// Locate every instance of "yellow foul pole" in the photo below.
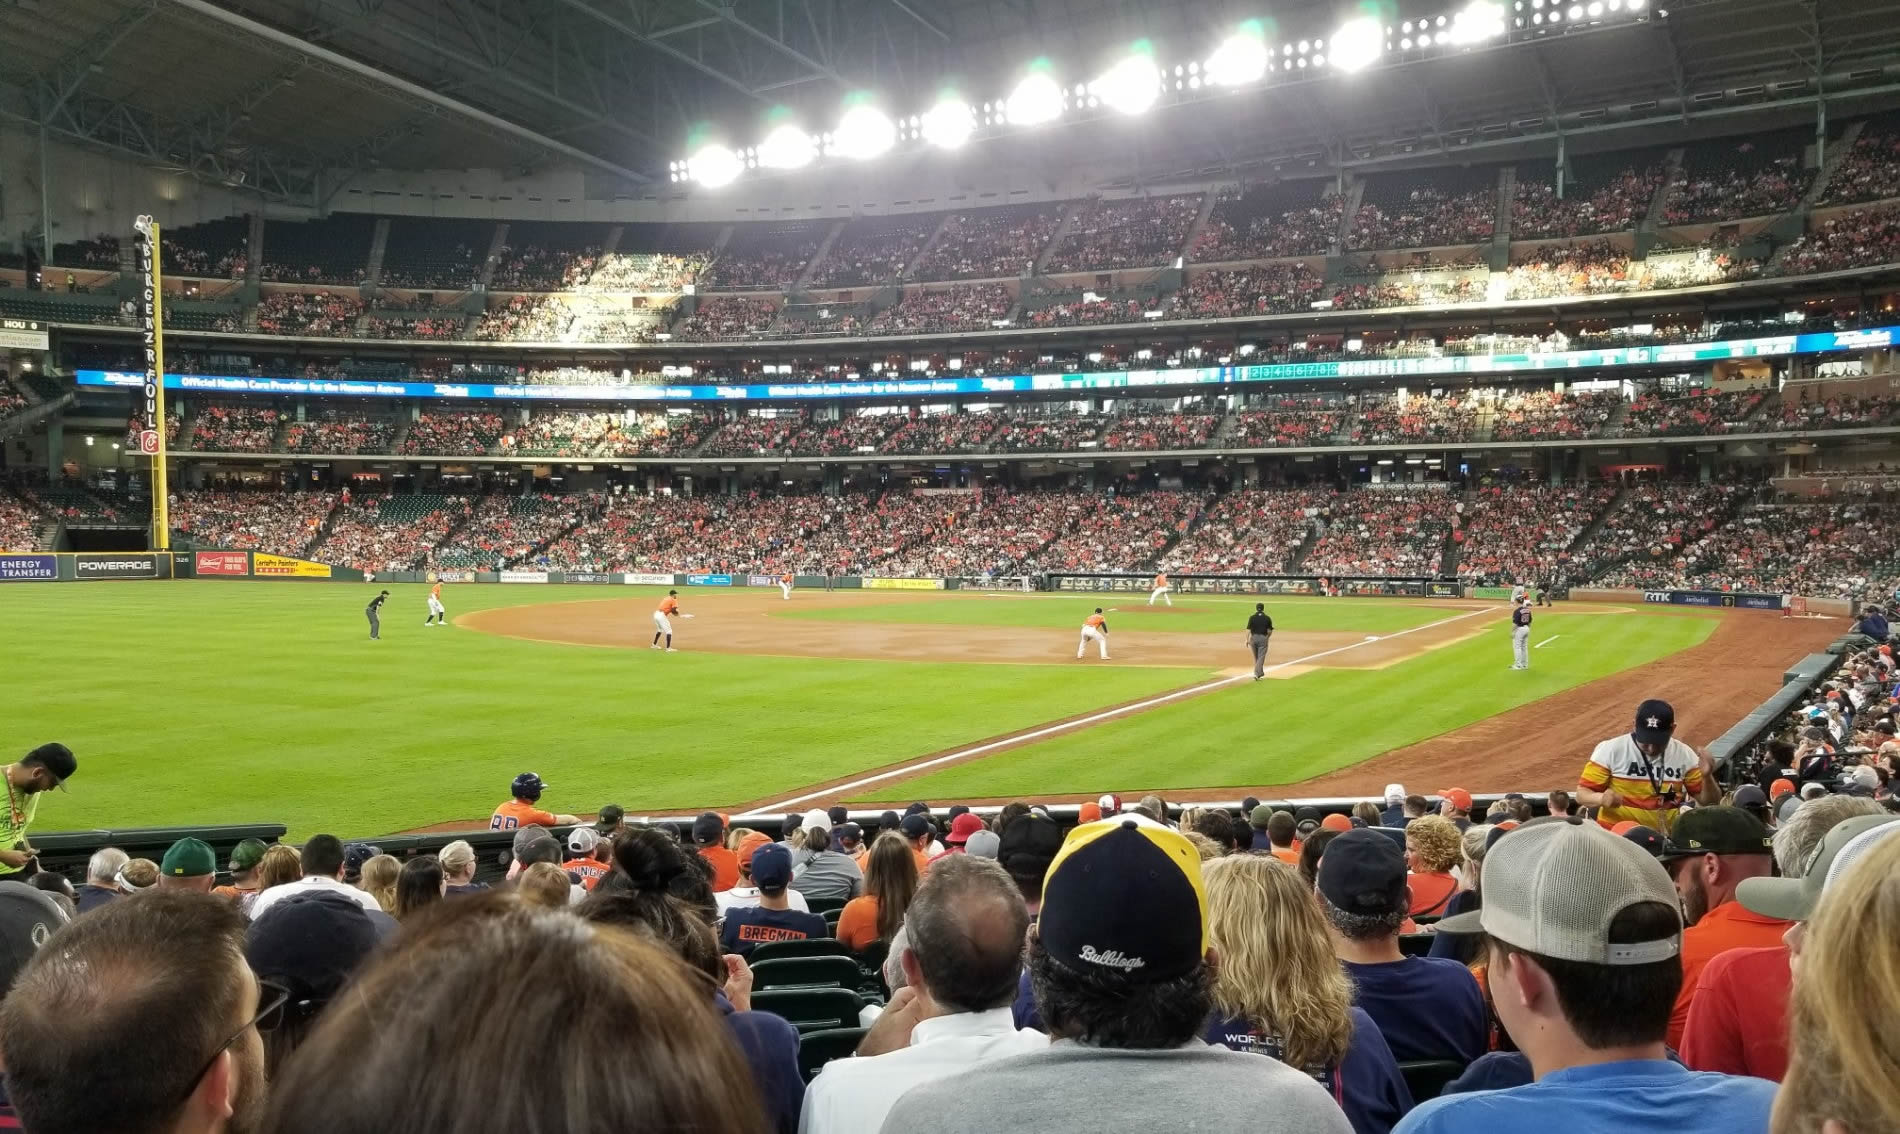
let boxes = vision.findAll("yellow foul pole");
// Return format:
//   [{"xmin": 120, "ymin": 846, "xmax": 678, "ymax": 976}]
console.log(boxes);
[{"xmin": 135, "ymin": 215, "xmax": 169, "ymax": 551}]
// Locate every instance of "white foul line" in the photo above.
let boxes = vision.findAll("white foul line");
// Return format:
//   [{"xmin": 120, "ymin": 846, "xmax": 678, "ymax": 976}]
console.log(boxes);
[
  {"xmin": 1534, "ymin": 635, "xmax": 1561, "ymax": 649},
  {"xmin": 734, "ymin": 604, "xmax": 1501, "ymax": 818}
]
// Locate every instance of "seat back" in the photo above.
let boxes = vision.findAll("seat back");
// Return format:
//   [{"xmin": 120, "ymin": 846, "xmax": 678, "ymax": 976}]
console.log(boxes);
[
  {"xmin": 797, "ymin": 1026, "xmax": 869, "ymax": 1082},
  {"xmin": 751, "ymin": 955, "xmax": 864, "ymax": 992},
  {"xmin": 804, "ymin": 895, "xmax": 852, "ymax": 915},
  {"xmin": 751, "ymin": 988, "xmax": 865, "ymax": 1033},
  {"xmin": 749, "ymin": 937, "xmax": 852, "ymax": 963},
  {"xmin": 1399, "ymin": 1059, "xmax": 1468, "ymax": 1102}
]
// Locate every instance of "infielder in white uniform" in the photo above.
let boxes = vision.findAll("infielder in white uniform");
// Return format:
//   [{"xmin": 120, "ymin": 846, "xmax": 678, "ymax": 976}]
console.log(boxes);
[
  {"xmin": 1510, "ymin": 598, "xmax": 1533, "ymax": 670},
  {"xmin": 779, "ymin": 573, "xmax": 794, "ymax": 600},
  {"xmin": 1148, "ymin": 573, "xmax": 1172, "ymax": 606},
  {"xmin": 1077, "ymin": 608, "xmax": 1110, "ymax": 660}
]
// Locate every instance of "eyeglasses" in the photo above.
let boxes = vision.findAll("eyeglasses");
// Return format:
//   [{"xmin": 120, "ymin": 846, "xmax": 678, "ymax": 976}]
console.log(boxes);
[{"xmin": 172, "ymin": 979, "xmax": 290, "ymax": 1108}]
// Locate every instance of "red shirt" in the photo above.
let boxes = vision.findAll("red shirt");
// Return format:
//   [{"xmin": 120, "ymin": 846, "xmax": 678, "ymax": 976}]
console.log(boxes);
[
  {"xmin": 1680, "ymin": 945, "xmax": 1791, "ymax": 1082},
  {"xmin": 1668, "ymin": 900, "xmax": 1794, "ymax": 1049}
]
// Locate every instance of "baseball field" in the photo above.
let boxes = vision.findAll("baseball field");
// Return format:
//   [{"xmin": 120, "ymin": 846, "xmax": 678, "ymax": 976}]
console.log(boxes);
[{"xmin": 7, "ymin": 581, "xmax": 1837, "ymax": 836}]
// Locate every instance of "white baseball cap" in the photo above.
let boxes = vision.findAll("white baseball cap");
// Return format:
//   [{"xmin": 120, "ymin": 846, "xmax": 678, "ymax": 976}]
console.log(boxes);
[{"xmin": 566, "ymin": 827, "xmax": 600, "ymax": 855}]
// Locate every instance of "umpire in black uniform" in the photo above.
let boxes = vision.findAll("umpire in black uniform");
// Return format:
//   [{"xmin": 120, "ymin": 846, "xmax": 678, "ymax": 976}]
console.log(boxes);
[
  {"xmin": 367, "ymin": 589, "xmax": 389, "ymax": 640},
  {"xmin": 1246, "ymin": 603, "xmax": 1274, "ymax": 680}
]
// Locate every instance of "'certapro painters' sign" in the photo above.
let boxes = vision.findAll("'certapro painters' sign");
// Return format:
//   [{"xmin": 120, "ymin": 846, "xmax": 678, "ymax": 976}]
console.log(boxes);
[{"xmin": 253, "ymin": 553, "xmax": 332, "ymax": 578}]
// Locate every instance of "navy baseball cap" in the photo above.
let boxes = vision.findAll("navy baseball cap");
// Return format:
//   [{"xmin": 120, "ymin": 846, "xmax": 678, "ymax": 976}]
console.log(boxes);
[
  {"xmin": 905, "ymin": 802, "xmax": 932, "ymax": 817},
  {"xmin": 900, "ymin": 813, "xmax": 932, "ymax": 839},
  {"xmin": 750, "ymin": 843, "xmax": 793, "ymax": 890},
  {"xmin": 511, "ymin": 772, "xmax": 546, "ymax": 801},
  {"xmin": 1623, "ymin": 826, "xmax": 1667, "ymax": 859},
  {"xmin": 835, "ymin": 822, "xmax": 863, "ymax": 846},
  {"xmin": 691, "ymin": 812, "xmax": 723, "ymax": 845},
  {"xmin": 1317, "ymin": 829, "xmax": 1408, "ymax": 917},
  {"xmin": 827, "ymin": 805, "xmax": 849, "ymax": 826},
  {"xmin": 1632, "ymin": 700, "xmax": 1676, "ymax": 746}
]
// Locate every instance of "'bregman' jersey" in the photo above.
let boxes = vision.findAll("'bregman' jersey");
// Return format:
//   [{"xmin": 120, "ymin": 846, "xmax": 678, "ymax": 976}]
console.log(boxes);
[{"xmin": 1580, "ymin": 734, "xmax": 1705, "ymax": 833}]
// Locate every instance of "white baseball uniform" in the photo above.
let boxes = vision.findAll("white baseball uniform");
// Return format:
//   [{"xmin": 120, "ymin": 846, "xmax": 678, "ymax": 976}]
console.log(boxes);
[
  {"xmin": 1077, "ymin": 620, "xmax": 1109, "ymax": 660},
  {"xmin": 652, "ymin": 612, "xmax": 674, "ymax": 636}
]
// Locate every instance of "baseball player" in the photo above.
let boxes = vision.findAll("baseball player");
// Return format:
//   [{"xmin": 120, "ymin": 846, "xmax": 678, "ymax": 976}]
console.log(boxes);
[
  {"xmin": 1077, "ymin": 608, "xmax": 1110, "ymax": 660},
  {"xmin": 1245, "ymin": 602, "xmax": 1274, "ymax": 681},
  {"xmin": 779, "ymin": 572, "xmax": 794, "ymax": 601},
  {"xmin": 1511, "ymin": 583, "xmax": 1528, "ymax": 606},
  {"xmin": 1148, "ymin": 571, "xmax": 1172, "ymax": 606},
  {"xmin": 425, "ymin": 580, "xmax": 446, "ymax": 626},
  {"xmin": 652, "ymin": 589, "xmax": 693, "ymax": 652},
  {"xmin": 365, "ymin": 589, "xmax": 389, "ymax": 640},
  {"xmin": 1510, "ymin": 597, "xmax": 1533, "ymax": 670}
]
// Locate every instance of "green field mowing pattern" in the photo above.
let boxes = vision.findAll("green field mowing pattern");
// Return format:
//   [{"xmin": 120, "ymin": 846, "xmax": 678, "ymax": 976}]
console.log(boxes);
[
  {"xmin": 783, "ymin": 594, "xmax": 1467, "ymax": 633},
  {"xmin": 865, "ymin": 611, "xmax": 1717, "ymax": 802},
  {"xmin": 7, "ymin": 583, "xmax": 1212, "ymax": 836}
]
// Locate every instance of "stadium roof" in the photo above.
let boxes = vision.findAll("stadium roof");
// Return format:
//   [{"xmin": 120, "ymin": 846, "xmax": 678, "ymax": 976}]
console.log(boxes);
[{"xmin": 3, "ymin": 0, "xmax": 1900, "ymax": 205}]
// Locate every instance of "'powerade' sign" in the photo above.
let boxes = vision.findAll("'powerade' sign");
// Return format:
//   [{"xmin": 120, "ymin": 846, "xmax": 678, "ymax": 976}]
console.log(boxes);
[
  {"xmin": 0, "ymin": 554, "xmax": 56, "ymax": 581},
  {"xmin": 70, "ymin": 321, "xmax": 1900, "ymax": 404},
  {"xmin": 75, "ymin": 554, "xmax": 158, "ymax": 580}
]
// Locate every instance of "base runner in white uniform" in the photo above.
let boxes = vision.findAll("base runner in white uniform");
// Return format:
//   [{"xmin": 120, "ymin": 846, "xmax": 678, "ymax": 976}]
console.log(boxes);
[{"xmin": 1077, "ymin": 608, "xmax": 1110, "ymax": 660}]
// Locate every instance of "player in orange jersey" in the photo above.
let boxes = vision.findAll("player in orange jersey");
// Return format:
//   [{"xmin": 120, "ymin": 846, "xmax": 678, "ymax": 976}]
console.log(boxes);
[
  {"xmin": 652, "ymin": 589, "xmax": 693, "ymax": 651},
  {"xmin": 490, "ymin": 772, "xmax": 580, "ymax": 831},
  {"xmin": 1148, "ymin": 571, "xmax": 1172, "ymax": 606},
  {"xmin": 779, "ymin": 572, "xmax": 794, "ymax": 601},
  {"xmin": 1077, "ymin": 608, "xmax": 1110, "ymax": 660},
  {"xmin": 425, "ymin": 579, "xmax": 447, "ymax": 626}
]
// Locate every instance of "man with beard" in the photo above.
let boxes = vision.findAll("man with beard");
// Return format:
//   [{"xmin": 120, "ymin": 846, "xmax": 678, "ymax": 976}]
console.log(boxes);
[
  {"xmin": 0, "ymin": 742, "xmax": 77, "ymax": 878},
  {"xmin": 0, "ymin": 891, "xmax": 272, "ymax": 1134},
  {"xmin": 1658, "ymin": 806, "xmax": 1784, "ymax": 1051}
]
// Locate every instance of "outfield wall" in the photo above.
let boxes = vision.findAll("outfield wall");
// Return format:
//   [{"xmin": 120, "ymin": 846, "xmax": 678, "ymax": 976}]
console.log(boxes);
[
  {"xmin": 1048, "ymin": 571, "xmax": 1466, "ymax": 598},
  {"xmin": 1570, "ymin": 586, "xmax": 1854, "ymax": 617}
]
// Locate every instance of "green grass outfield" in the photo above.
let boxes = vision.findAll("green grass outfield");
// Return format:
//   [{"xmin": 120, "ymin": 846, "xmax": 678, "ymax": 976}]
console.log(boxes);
[{"xmin": 4, "ymin": 583, "xmax": 1712, "ymax": 836}]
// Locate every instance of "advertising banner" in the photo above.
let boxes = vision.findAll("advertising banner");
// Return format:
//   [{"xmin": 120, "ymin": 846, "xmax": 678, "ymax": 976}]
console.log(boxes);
[
  {"xmin": 1644, "ymin": 590, "xmax": 1782, "ymax": 609},
  {"xmin": 194, "ymin": 552, "xmax": 249, "ymax": 577},
  {"xmin": 75, "ymin": 554, "xmax": 159, "ymax": 580},
  {"xmin": 431, "ymin": 569, "xmax": 477, "ymax": 583},
  {"xmin": 624, "ymin": 572, "xmax": 676, "ymax": 585},
  {"xmin": 686, "ymin": 573, "xmax": 732, "ymax": 586},
  {"xmin": 254, "ymin": 553, "xmax": 333, "ymax": 579},
  {"xmin": 1469, "ymin": 586, "xmax": 1517, "ymax": 600},
  {"xmin": 862, "ymin": 577, "xmax": 946, "ymax": 591},
  {"xmin": 1427, "ymin": 583, "xmax": 1464, "ymax": 598},
  {"xmin": 745, "ymin": 574, "xmax": 779, "ymax": 588},
  {"xmin": 1735, "ymin": 594, "xmax": 1782, "ymax": 610},
  {"xmin": 499, "ymin": 570, "xmax": 549, "ymax": 584},
  {"xmin": 565, "ymin": 572, "xmax": 612, "ymax": 584},
  {"xmin": 0, "ymin": 554, "xmax": 57, "ymax": 582}
]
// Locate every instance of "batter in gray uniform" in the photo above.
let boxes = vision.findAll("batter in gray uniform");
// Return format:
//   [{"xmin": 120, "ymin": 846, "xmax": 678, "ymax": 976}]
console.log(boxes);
[
  {"xmin": 1246, "ymin": 603, "xmax": 1274, "ymax": 680},
  {"xmin": 1510, "ymin": 598, "xmax": 1532, "ymax": 670},
  {"xmin": 367, "ymin": 589, "xmax": 389, "ymax": 640}
]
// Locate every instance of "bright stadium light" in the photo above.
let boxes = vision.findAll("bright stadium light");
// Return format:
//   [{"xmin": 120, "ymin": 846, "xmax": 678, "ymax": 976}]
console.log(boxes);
[
  {"xmin": 687, "ymin": 142, "xmax": 743, "ymax": 187},
  {"xmin": 1206, "ymin": 22, "xmax": 1270, "ymax": 86},
  {"xmin": 1330, "ymin": 15, "xmax": 1385, "ymax": 72},
  {"xmin": 1092, "ymin": 44, "xmax": 1161, "ymax": 115},
  {"xmin": 1005, "ymin": 63, "xmax": 1064, "ymax": 125},
  {"xmin": 833, "ymin": 103, "xmax": 895, "ymax": 160},
  {"xmin": 1448, "ymin": 0, "xmax": 1507, "ymax": 43},
  {"xmin": 757, "ymin": 124, "xmax": 816, "ymax": 169},
  {"xmin": 921, "ymin": 96, "xmax": 976, "ymax": 149}
]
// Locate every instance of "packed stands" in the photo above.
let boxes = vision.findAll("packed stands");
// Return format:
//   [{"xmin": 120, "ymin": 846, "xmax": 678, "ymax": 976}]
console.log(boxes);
[
  {"xmin": 398, "ymin": 410, "xmax": 505, "ymax": 456},
  {"xmin": 1192, "ymin": 184, "xmax": 1342, "ymax": 261},
  {"xmin": 282, "ymin": 407, "xmax": 400, "ymax": 454},
  {"xmin": 1665, "ymin": 130, "xmax": 1814, "ymax": 223},
  {"xmin": 260, "ymin": 215, "xmax": 375, "ymax": 284},
  {"xmin": 489, "ymin": 221, "xmax": 605, "ymax": 291},
  {"xmin": 1775, "ymin": 204, "xmax": 1900, "ymax": 275},
  {"xmin": 1675, "ymin": 501, "xmax": 1900, "ymax": 595},
  {"xmin": 432, "ymin": 494, "xmax": 599, "ymax": 569},
  {"xmin": 1042, "ymin": 195, "xmax": 1202, "ymax": 272},
  {"xmin": 1018, "ymin": 489, "xmax": 1205, "ymax": 572},
  {"xmin": 1644, "ymin": 247, "xmax": 1762, "ymax": 288},
  {"xmin": 1621, "ymin": 389, "xmax": 1769, "ymax": 436},
  {"xmin": 706, "ymin": 223, "xmax": 823, "ymax": 290},
  {"xmin": 1228, "ymin": 396, "xmax": 1350, "ymax": 448},
  {"xmin": 1503, "ymin": 241, "xmax": 1637, "ymax": 299},
  {"xmin": 189, "ymin": 402, "xmax": 285, "ymax": 452},
  {"xmin": 1349, "ymin": 168, "xmax": 1496, "ymax": 250},
  {"xmin": 1349, "ymin": 391, "xmax": 1480, "ymax": 444},
  {"xmin": 310, "ymin": 494, "xmax": 472, "ymax": 572},
  {"xmin": 1571, "ymin": 481, "xmax": 1754, "ymax": 587},
  {"xmin": 1022, "ymin": 290, "xmax": 1153, "ymax": 327},
  {"xmin": 1098, "ymin": 410, "xmax": 1222, "ymax": 451},
  {"xmin": 1489, "ymin": 390, "xmax": 1618, "ymax": 440},
  {"xmin": 866, "ymin": 284, "xmax": 1013, "ymax": 334},
  {"xmin": 698, "ymin": 411, "xmax": 808, "ymax": 457},
  {"xmin": 878, "ymin": 410, "xmax": 1006, "ymax": 454},
  {"xmin": 1303, "ymin": 488, "xmax": 1460, "ymax": 576},
  {"xmin": 912, "ymin": 204, "xmax": 1062, "ymax": 280},
  {"xmin": 170, "ymin": 490, "xmax": 336, "ymax": 553},
  {"xmin": 1771, "ymin": 391, "xmax": 1900, "ymax": 430},
  {"xmin": 0, "ymin": 489, "xmax": 46, "ymax": 550},
  {"xmin": 501, "ymin": 409, "xmax": 714, "ymax": 458},
  {"xmin": 378, "ymin": 218, "xmax": 491, "ymax": 289},
  {"xmin": 990, "ymin": 413, "xmax": 1110, "ymax": 451},
  {"xmin": 1453, "ymin": 483, "xmax": 1620, "ymax": 585},
  {"xmin": 809, "ymin": 216, "xmax": 936, "ymax": 287},
  {"xmin": 162, "ymin": 216, "xmax": 248, "ymax": 278},
  {"xmin": 359, "ymin": 313, "xmax": 463, "ymax": 340},
  {"xmin": 473, "ymin": 295, "xmax": 571, "ymax": 341},
  {"xmin": 1168, "ymin": 263, "xmax": 1325, "ymax": 319},
  {"xmin": 673, "ymin": 296, "xmax": 778, "ymax": 341},
  {"xmin": 788, "ymin": 413, "xmax": 905, "ymax": 456},
  {"xmin": 1511, "ymin": 153, "xmax": 1664, "ymax": 239},
  {"xmin": 1160, "ymin": 487, "xmax": 1333, "ymax": 573},
  {"xmin": 870, "ymin": 489, "xmax": 1074, "ymax": 577},
  {"xmin": 541, "ymin": 490, "xmax": 895, "ymax": 575},
  {"xmin": 253, "ymin": 290, "xmax": 363, "ymax": 336},
  {"xmin": 1818, "ymin": 114, "xmax": 1900, "ymax": 206}
]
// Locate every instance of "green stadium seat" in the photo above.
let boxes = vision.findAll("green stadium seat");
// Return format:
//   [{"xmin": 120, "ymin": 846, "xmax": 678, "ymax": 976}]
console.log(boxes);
[
  {"xmin": 797, "ymin": 1026, "xmax": 868, "ymax": 1082},
  {"xmin": 804, "ymin": 895, "xmax": 851, "ymax": 915},
  {"xmin": 751, "ymin": 955, "xmax": 862, "ymax": 991},
  {"xmin": 822, "ymin": 908, "xmax": 844, "ymax": 933},
  {"xmin": 751, "ymin": 988, "xmax": 864, "ymax": 1033},
  {"xmin": 1399, "ymin": 1059, "xmax": 1467, "ymax": 1102},
  {"xmin": 749, "ymin": 937, "xmax": 852, "ymax": 962}
]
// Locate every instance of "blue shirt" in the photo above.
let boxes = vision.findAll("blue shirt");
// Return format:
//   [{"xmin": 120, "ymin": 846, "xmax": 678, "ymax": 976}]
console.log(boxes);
[
  {"xmin": 719, "ymin": 905, "xmax": 828, "ymax": 957},
  {"xmin": 1204, "ymin": 1007, "xmax": 1413, "ymax": 1134},
  {"xmin": 716, "ymin": 992, "xmax": 803, "ymax": 1134},
  {"xmin": 1395, "ymin": 1059, "xmax": 1775, "ymax": 1134},
  {"xmin": 1343, "ymin": 957, "xmax": 1488, "ymax": 1064}
]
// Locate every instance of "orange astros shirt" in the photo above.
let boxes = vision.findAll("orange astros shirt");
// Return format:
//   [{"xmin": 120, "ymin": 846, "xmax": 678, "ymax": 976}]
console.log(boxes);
[
  {"xmin": 658, "ymin": 595, "xmax": 680, "ymax": 615},
  {"xmin": 1086, "ymin": 613, "xmax": 1106, "ymax": 629},
  {"xmin": 781, "ymin": 574, "xmax": 793, "ymax": 584},
  {"xmin": 490, "ymin": 799, "xmax": 556, "ymax": 830},
  {"xmin": 565, "ymin": 858, "xmax": 609, "ymax": 890},
  {"xmin": 1155, "ymin": 573, "xmax": 1167, "ymax": 587},
  {"xmin": 431, "ymin": 582, "xmax": 442, "ymax": 600}
]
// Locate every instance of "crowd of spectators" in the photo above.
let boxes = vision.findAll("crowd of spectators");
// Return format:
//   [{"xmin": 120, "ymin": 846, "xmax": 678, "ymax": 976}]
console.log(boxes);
[
  {"xmin": 1099, "ymin": 411, "xmax": 1221, "ymax": 451},
  {"xmin": 282, "ymin": 408, "xmax": 399, "ymax": 455},
  {"xmin": 189, "ymin": 402, "xmax": 285, "ymax": 452},
  {"xmin": 809, "ymin": 223, "xmax": 935, "ymax": 288},
  {"xmin": 913, "ymin": 207, "xmax": 1062, "ymax": 280},
  {"xmin": 308, "ymin": 494, "xmax": 474, "ymax": 572},
  {"xmin": 699, "ymin": 412, "xmax": 809, "ymax": 458},
  {"xmin": 1670, "ymin": 502, "xmax": 1900, "ymax": 595},
  {"xmin": 675, "ymin": 297, "xmax": 780, "ymax": 341},
  {"xmin": 398, "ymin": 410, "xmax": 506, "ymax": 456},
  {"xmin": 1573, "ymin": 481, "xmax": 1753, "ymax": 587},
  {"xmin": 1503, "ymin": 241, "xmax": 1636, "ymax": 299},
  {"xmin": 1775, "ymin": 204, "xmax": 1900, "ymax": 276},
  {"xmin": 1303, "ymin": 489, "xmax": 1461, "ymax": 576},
  {"xmin": 1350, "ymin": 393, "xmax": 1479, "ymax": 445},
  {"xmin": 0, "ymin": 489, "xmax": 45, "ymax": 550},
  {"xmin": 1161, "ymin": 487, "xmax": 1334, "ymax": 574},
  {"xmin": 490, "ymin": 241, "xmax": 596, "ymax": 291},
  {"xmin": 867, "ymin": 285, "xmax": 1013, "ymax": 334},
  {"xmin": 1169, "ymin": 263, "xmax": 1326, "ymax": 319},
  {"xmin": 1488, "ymin": 389, "xmax": 1617, "ymax": 441},
  {"xmin": 1228, "ymin": 397, "xmax": 1350, "ymax": 448},
  {"xmin": 473, "ymin": 296, "xmax": 573, "ymax": 342},
  {"xmin": 990, "ymin": 414, "xmax": 1110, "ymax": 452},
  {"xmin": 1818, "ymin": 120, "xmax": 1900, "ymax": 206},
  {"xmin": 1452, "ymin": 482, "xmax": 1620, "ymax": 585},
  {"xmin": 879, "ymin": 411, "xmax": 1007, "ymax": 455},
  {"xmin": 359, "ymin": 314, "xmax": 462, "ymax": 341},
  {"xmin": 1772, "ymin": 391, "xmax": 1900, "ymax": 430},
  {"xmin": 1665, "ymin": 145, "xmax": 1813, "ymax": 223},
  {"xmin": 1191, "ymin": 192, "xmax": 1343, "ymax": 261},
  {"xmin": 871, "ymin": 489, "xmax": 1075, "ymax": 577},
  {"xmin": 501, "ymin": 410, "xmax": 711, "ymax": 458},
  {"xmin": 0, "ymin": 388, "xmax": 26, "ymax": 421},
  {"xmin": 1022, "ymin": 293, "xmax": 1152, "ymax": 327},
  {"xmin": 1043, "ymin": 196, "xmax": 1202, "ymax": 273},
  {"xmin": 1511, "ymin": 166, "xmax": 1663, "ymax": 239},
  {"xmin": 585, "ymin": 252, "xmax": 704, "ymax": 292},
  {"xmin": 1348, "ymin": 188, "xmax": 1495, "ymax": 250},
  {"xmin": 1017, "ymin": 490, "xmax": 1205, "ymax": 573},
  {"xmin": 431, "ymin": 494, "xmax": 601, "ymax": 569},
  {"xmin": 162, "ymin": 220, "xmax": 248, "ymax": 279},
  {"xmin": 1644, "ymin": 248, "xmax": 1763, "ymax": 288},
  {"xmin": 254, "ymin": 290, "xmax": 363, "ymax": 337},
  {"xmin": 1622, "ymin": 389, "xmax": 1770, "ymax": 436},
  {"xmin": 170, "ymin": 490, "xmax": 337, "ymax": 554},
  {"xmin": 1329, "ymin": 274, "xmax": 1487, "ymax": 311},
  {"xmin": 706, "ymin": 233, "xmax": 822, "ymax": 290},
  {"xmin": 541, "ymin": 490, "xmax": 897, "ymax": 575}
]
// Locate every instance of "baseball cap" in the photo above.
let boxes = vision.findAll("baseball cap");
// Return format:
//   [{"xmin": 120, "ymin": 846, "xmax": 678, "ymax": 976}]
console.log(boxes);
[
  {"xmin": 1770, "ymin": 777, "xmax": 1797, "ymax": 801},
  {"xmin": 1660, "ymin": 806, "xmax": 1774, "ymax": 860},
  {"xmin": 515, "ymin": 829, "xmax": 563, "ymax": 867},
  {"xmin": 878, "ymin": 810, "xmax": 901, "ymax": 832},
  {"xmin": 1632, "ymin": 699, "xmax": 1676, "ymax": 746},
  {"xmin": 827, "ymin": 805, "xmax": 850, "ymax": 826},
  {"xmin": 1731, "ymin": 784, "xmax": 1768, "ymax": 808},
  {"xmin": 947, "ymin": 804, "xmax": 971, "ymax": 821},
  {"xmin": 947, "ymin": 813, "xmax": 986, "ymax": 846},
  {"xmin": 1437, "ymin": 788, "xmax": 1473, "ymax": 812},
  {"xmin": 228, "ymin": 838, "xmax": 269, "ymax": 873},
  {"xmin": 1800, "ymin": 781, "xmax": 1829, "ymax": 800},
  {"xmin": 905, "ymin": 802, "xmax": 932, "ymax": 817},
  {"xmin": 21, "ymin": 743, "xmax": 75, "ymax": 791},
  {"xmin": 1438, "ymin": 819, "xmax": 1682, "ymax": 966},
  {"xmin": 1038, "ymin": 818, "xmax": 1207, "ymax": 983},
  {"xmin": 735, "ymin": 831, "xmax": 771, "ymax": 869},
  {"xmin": 900, "ymin": 813, "xmax": 932, "ymax": 840},
  {"xmin": 1077, "ymin": 801, "xmax": 1103, "ymax": 824},
  {"xmin": 248, "ymin": 891, "xmax": 382, "ymax": 1010},
  {"xmin": 691, "ymin": 812, "xmax": 724, "ymax": 845},
  {"xmin": 835, "ymin": 822, "xmax": 863, "ymax": 846},
  {"xmin": 1321, "ymin": 813, "xmax": 1353, "ymax": 833},
  {"xmin": 567, "ymin": 827, "xmax": 600, "ymax": 856},
  {"xmin": 801, "ymin": 808, "xmax": 831, "ymax": 836},
  {"xmin": 1240, "ymin": 796, "xmax": 1261, "ymax": 817},
  {"xmin": 595, "ymin": 804, "xmax": 625, "ymax": 834},
  {"xmin": 1098, "ymin": 793, "xmax": 1122, "ymax": 816},
  {"xmin": 1738, "ymin": 814, "xmax": 1900, "ymax": 921},
  {"xmin": 1622, "ymin": 826, "xmax": 1666, "ymax": 858},
  {"xmin": 997, "ymin": 813, "xmax": 1065, "ymax": 883},
  {"xmin": 161, "ymin": 838, "xmax": 216, "ymax": 878},
  {"xmin": 1317, "ymin": 829, "xmax": 1408, "ymax": 918},
  {"xmin": 965, "ymin": 830, "xmax": 1002, "ymax": 859},
  {"xmin": 1610, "ymin": 820, "xmax": 1641, "ymax": 835},
  {"xmin": 1249, "ymin": 804, "xmax": 1274, "ymax": 827},
  {"xmin": 750, "ymin": 843, "xmax": 793, "ymax": 891},
  {"xmin": 1383, "ymin": 784, "xmax": 1406, "ymax": 806},
  {"xmin": 343, "ymin": 842, "xmax": 381, "ymax": 876},
  {"xmin": 1778, "ymin": 795, "xmax": 1805, "ymax": 823}
]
